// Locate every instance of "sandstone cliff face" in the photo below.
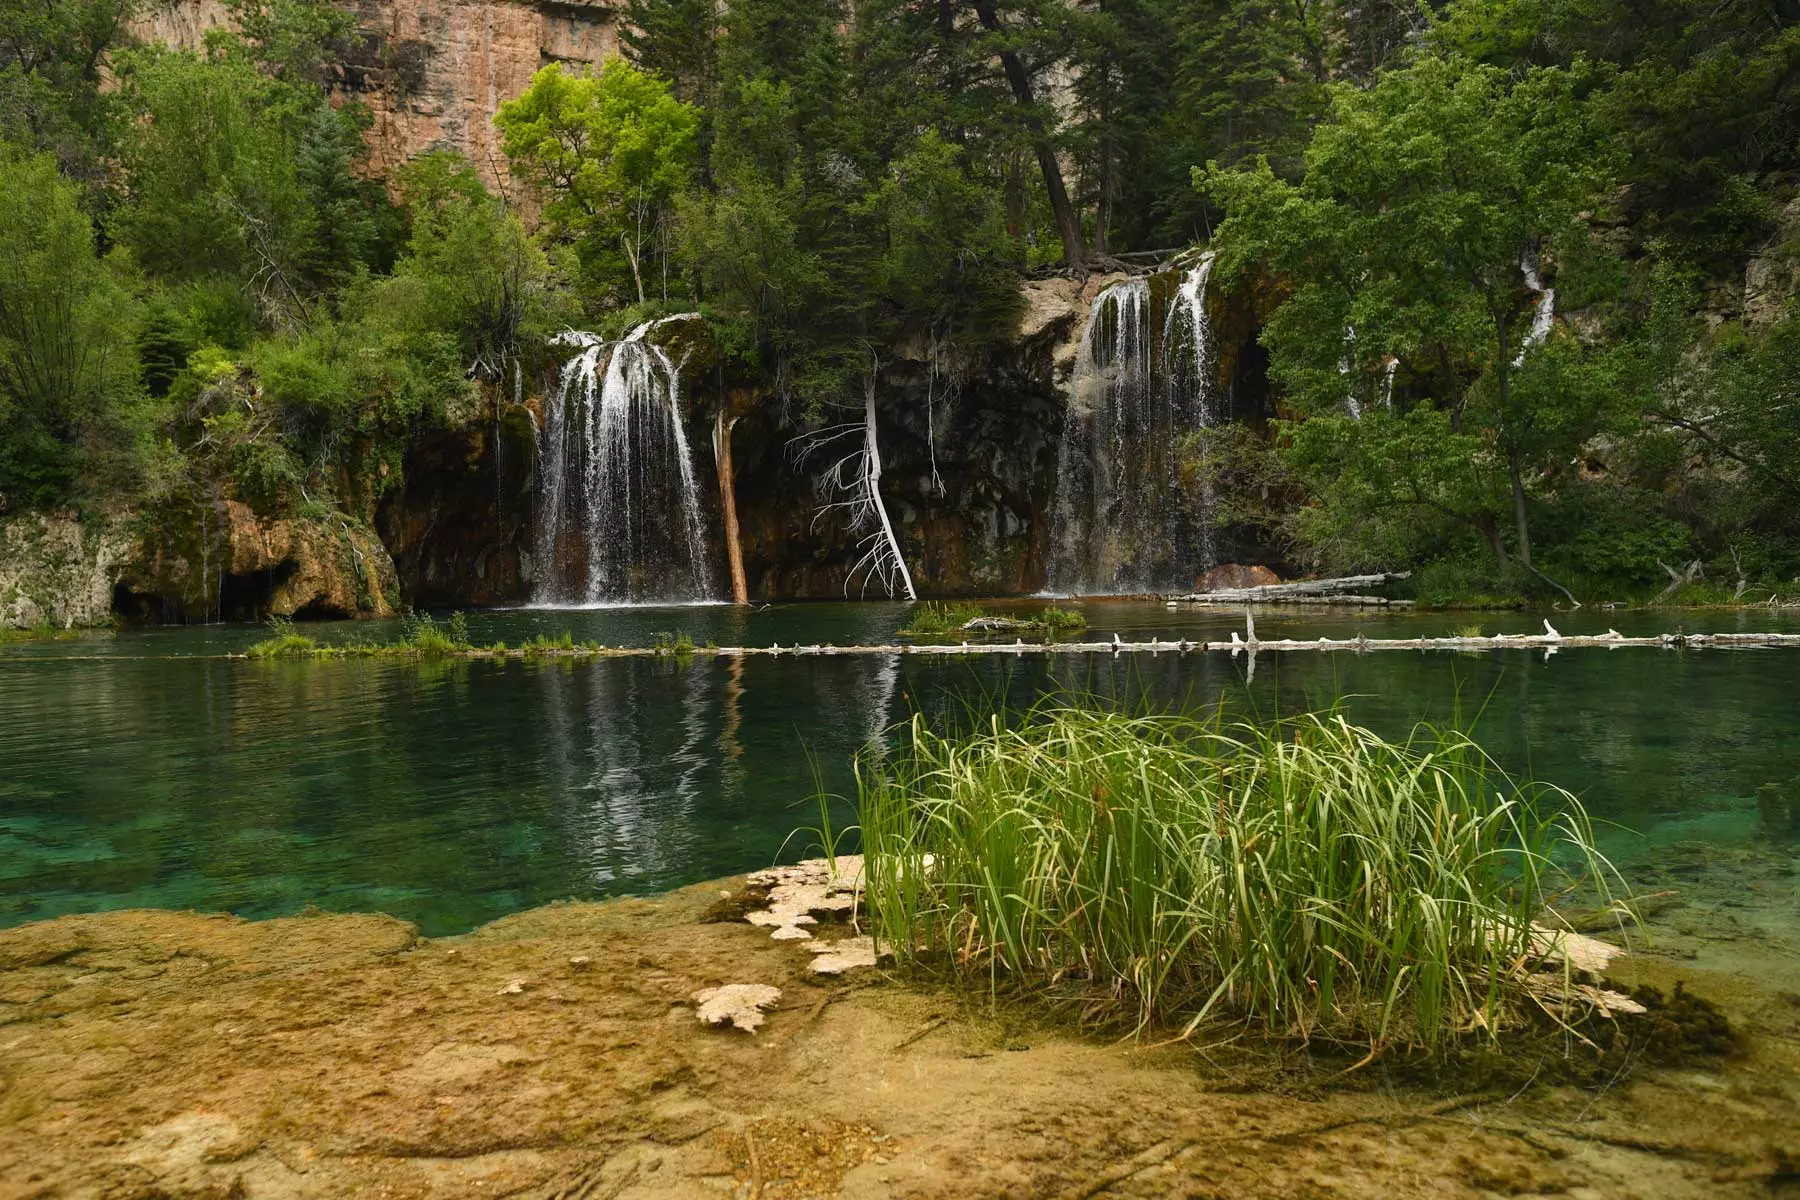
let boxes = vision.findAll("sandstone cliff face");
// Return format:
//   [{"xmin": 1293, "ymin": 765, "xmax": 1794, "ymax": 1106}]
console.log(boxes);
[{"xmin": 134, "ymin": 0, "xmax": 620, "ymax": 181}]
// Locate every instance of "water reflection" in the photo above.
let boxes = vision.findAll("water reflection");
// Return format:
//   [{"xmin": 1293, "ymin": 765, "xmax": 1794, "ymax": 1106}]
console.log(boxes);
[{"xmin": 1, "ymin": 612, "xmax": 1797, "ymax": 936}]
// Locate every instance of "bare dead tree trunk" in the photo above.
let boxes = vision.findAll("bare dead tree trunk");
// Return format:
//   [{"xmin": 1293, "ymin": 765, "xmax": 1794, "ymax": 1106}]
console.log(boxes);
[
  {"xmin": 713, "ymin": 410, "xmax": 749, "ymax": 605},
  {"xmin": 863, "ymin": 374, "xmax": 917, "ymax": 601},
  {"xmin": 972, "ymin": 0, "xmax": 1087, "ymax": 268}
]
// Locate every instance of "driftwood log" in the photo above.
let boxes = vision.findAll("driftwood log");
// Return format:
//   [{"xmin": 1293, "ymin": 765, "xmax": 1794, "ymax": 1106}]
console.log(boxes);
[
  {"xmin": 1166, "ymin": 572, "xmax": 1412, "ymax": 604},
  {"xmin": 206, "ymin": 628, "xmax": 1800, "ymax": 663}
]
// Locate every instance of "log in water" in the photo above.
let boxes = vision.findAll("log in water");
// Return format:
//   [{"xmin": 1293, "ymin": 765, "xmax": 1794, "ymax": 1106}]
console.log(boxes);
[{"xmin": 227, "ymin": 628, "xmax": 1800, "ymax": 660}]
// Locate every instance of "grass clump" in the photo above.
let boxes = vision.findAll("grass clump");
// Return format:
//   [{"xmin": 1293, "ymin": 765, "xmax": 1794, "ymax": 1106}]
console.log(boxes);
[
  {"xmin": 651, "ymin": 630, "xmax": 696, "ymax": 656},
  {"xmin": 899, "ymin": 602, "xmax": 1088, "ymax": 638},
  {"xmin": 898, "ymin": 601, "xmax": 990, "ymax": 636},
  {"xmin": 398, "ymin": 611, "xmax": 470, "ymax": 656},
  {"xmin": 521, "ymin": 630, "xmax": 576, "ymax": 657},
  {"xmin": 860, "ymin": 704, "xmax": 1621, "ymax": 1053},
  {"xmin": 246, "ymin": 616, "xmax": 316, "ymax": 658}
]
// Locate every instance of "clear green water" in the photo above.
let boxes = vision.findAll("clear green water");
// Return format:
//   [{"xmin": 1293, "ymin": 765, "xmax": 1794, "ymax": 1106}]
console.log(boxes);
[{"xmin": 4, "ymin": 601, "xmax": 1798, "ymax": 935}]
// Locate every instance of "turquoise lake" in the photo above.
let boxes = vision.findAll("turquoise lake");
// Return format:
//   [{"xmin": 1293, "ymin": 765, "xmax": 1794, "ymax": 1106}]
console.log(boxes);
[{"xmin": 3, "ymin": 601, "xmax": 1798, "ymax": 937}]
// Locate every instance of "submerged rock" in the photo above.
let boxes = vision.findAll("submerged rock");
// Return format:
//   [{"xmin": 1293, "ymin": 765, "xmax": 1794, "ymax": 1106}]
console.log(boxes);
[
  {"xmin": 742, "ymin": 857, "xmax": 864, "ymax": 942},
  {"xmin": 693, "ymin": 983, "xmax": 782, "ymax": 1032}
]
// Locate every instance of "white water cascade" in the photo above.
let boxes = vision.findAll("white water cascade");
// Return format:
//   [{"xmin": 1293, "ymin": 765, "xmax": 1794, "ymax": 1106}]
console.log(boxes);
[
  {"xmin": 533, "ymin": 317, "xmax": 714, "ymax": 605},
  {"xmin": 1515, "ymin": 258, "xmax": 1556, "ymax": 366},
  {"xmin": 1048, "ymin": 254, "xmax": 1220, "ymax": 594}
]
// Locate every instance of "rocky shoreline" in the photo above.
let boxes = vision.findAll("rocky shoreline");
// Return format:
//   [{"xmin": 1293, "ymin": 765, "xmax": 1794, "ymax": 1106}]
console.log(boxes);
[{"xmin": 2, "ymin": 872, "xmax": 1796, "ymax": 1199}]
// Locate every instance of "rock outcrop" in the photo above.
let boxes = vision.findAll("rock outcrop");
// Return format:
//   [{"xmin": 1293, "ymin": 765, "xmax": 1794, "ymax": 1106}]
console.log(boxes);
[
  {"xmin": 0, "ymin": 514, "xmax": 137, "ymax": 629},
  {"xmin": 1745, "ymin": 193, "xmax": 1800, "ymax": 326},
  {"xmin": 133, "ymin": 0, "xmax": 620, "ymax": 183},
  {"xmin": 116, "ymin": 502, "xmax": 402, "ymax": 622}
]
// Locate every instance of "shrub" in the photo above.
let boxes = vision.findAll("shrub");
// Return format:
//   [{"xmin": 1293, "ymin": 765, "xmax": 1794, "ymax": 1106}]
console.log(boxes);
[{"xmin": 860, "ymin": 704, "xmax": 1623, "ymax": 1051}]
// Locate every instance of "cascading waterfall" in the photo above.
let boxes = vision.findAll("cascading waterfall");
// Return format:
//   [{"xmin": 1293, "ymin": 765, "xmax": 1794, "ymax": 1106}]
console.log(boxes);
[
  {"xmin": 1515, "ymin": 258, "xmax": 1556, "ymax": 366},
  {"xmin": 1378, "ymin": 356, "xmax": 1399, "ymax": 411},
  {"xmin": 1048, "ymin": 253, "xmax": 1220, "ymax": 594},
  {"xmin": 534, "ymin": 317, "xmax": 714, "ymax": 605}
]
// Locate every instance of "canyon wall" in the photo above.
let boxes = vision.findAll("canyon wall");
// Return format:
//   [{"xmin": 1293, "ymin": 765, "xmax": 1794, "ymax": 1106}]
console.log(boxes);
[{"xmin": 133, "ymin": 0, "xmax": 621, "ymax": 184}]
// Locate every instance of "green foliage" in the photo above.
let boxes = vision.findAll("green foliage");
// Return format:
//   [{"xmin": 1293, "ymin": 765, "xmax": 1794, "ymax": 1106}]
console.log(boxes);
[
  {"xmin": 1207, "ymin": 55, "xmax": 1616, "ymax": 583},
  {"xmin": 897, "ymin": 601, "xmax": 990, "ymax": 635},
  {"xmin": 0, "ymin": 150, "xmax": 148, "ymax": 510},
  {"xmin": 497, "ymin": 61, "xmax": 700, "ymax": 305},
  {"xmin": 245, "ymin": 614, "xmax": 316, "ymax": 657},
  {"xmin": 387, "ymin": 151, "xmax": 570, "ymax": 379},
  {"xmin": 650, "ymin": 629, "xmax": 696, "ymax": 656},
  {"xmin": 898, "ymin": 602, "xmax": 1087, "ymax": 637},
  {"xmin": 860, "ymin": 704, "xmax": 1623, "ymax": 1048}
]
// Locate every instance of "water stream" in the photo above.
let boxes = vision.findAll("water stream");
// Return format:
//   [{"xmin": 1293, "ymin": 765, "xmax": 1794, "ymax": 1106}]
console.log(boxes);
[
  {"xmin": 1050, "ymin": 256, "xmax": 1220, "ymax": 594},
  {"xmin": 534, "ymin": 319, "xmax": 713, "ymax": 605}
]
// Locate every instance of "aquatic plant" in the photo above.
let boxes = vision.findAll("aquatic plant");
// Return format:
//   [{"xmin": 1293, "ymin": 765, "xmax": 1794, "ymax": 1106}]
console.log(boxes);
[
  {"xmin": 899, "ymin": 603, "xmax": 1088, "ymax": 638},
  {"xmin": 651, "ymin": 630, "xmax": 696, "ymax": 656},
  {"xmin": 859, "ymin": 704, "xmax": 1623, "ymax": 1052},
  {"xmin": 898, "ymin": 601, "xmax": 990, "ymax": 636},
  {"xmin": 520, "ymin": 630, "xmax": 577, "ymax": 657},
  {"xmin": 246, "ymin": 616, "xmax": 316, "ymax": 658},
  {"xmin": 399, "ymin": 611, "xmax": 470, "ymax": 655}
]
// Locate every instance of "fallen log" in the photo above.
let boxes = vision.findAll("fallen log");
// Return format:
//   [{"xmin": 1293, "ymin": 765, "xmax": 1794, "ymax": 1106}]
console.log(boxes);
[
  {"xmin": 1170, "ymin": 594, "xmax": 1414, "ymax": 608},
  {"xmin": 1166, "ymin": 572, "xmax": 1412, "ymax": 604},
  {"xmin": 213, "ymin": 628, "xmax": 1800, "ymax": 663}
]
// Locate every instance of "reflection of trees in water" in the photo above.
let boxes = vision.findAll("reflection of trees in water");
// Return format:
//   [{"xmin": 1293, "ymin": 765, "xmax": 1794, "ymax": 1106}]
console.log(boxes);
[{"xmin": 538, "ymin": 658, "xmax": 719, "ymax": 890}]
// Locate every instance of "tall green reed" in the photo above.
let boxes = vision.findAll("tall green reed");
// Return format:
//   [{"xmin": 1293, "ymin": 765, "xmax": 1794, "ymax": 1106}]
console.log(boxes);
[{"xmin": 859, "ymin": 703, "xmax": 1621, "ymax": 1051}]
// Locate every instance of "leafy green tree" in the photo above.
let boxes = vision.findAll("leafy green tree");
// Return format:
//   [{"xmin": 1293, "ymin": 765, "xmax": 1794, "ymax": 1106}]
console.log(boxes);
[
  {"xmin": 384, "ymin": 150, "xmax": 568, "ymax": 380},
  {"xmin": 0, "ymin": 0, "xmax": 137, "ymax": 183},
  {"xmin": 1435, "ymin": 0, "xmax": 1800, "ymax": 274},
  {"xmin": 0, "ymin": 151, "xmax": 146, "ymax": 509},
  {"xmin": 863, "ymin": 132, "xmax": 1021, "ymax": 343},
  {"xmin": 1208, "ymin": 55, "xmax": 1614, "ymax": 584},
  {"xmin": 496, "ymin": 60, "xmax": 700, "ymax": 305}
]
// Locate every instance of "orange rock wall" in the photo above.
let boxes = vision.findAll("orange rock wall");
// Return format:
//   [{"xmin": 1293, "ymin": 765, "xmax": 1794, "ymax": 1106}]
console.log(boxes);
[{"xmin": 131, "ymin": 0, "xmax": 621, "ymax": 188}]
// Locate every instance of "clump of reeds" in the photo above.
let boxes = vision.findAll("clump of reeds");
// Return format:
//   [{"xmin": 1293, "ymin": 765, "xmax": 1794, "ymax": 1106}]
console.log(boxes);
[
  {"xmin": 245, "ymin": 615, "xmax": 316, "ymax": 658},
  {"xmin": 898, "ymin": 601, "xmax": 991, "ymax": 636},
  {"xmin": 859, "ymin": 704, "xmax": 1622, "ymax": 1052},
  {"xmin": 898, "ymin": 602, "xmax": 1088, "ymax": 638}
]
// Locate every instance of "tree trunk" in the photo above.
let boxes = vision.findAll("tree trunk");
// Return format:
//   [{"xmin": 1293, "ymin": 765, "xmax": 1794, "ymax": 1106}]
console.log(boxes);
[
  {"xmin": 971, "ymin": 0, "xmax": 1087, "ymax": 267},
  {"xmin": 863, "ymin": 376, "xmax": 917, "ymax": 601},
  {"xmin": 1495, "ymin": 317, "xmax": 1533, "ymax": 568},
  {"xmin": 1507, "ymin": 456, "xmax": 1533, "ymax": 568},
  {"xmin": 713, "ymin": 410, "xmax": 749, "ymax": 605}
]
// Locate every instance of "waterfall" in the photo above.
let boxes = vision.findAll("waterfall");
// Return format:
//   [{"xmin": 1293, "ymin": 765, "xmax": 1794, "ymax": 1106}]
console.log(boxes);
[
  {"xmin": 1515, "ymin": 259, "xmax": 1556, "ymax": 366},
  {"xmin": 1341, "ymin": 325, "xmax": 1361, "ymax": 419},
  {"xmin": 1048, "ymin": 254, "xmax": 1219, "ymax": 595},
  {"xmin": 534, "ymin": 316, "xmax": 713, "ymax": 605}
]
